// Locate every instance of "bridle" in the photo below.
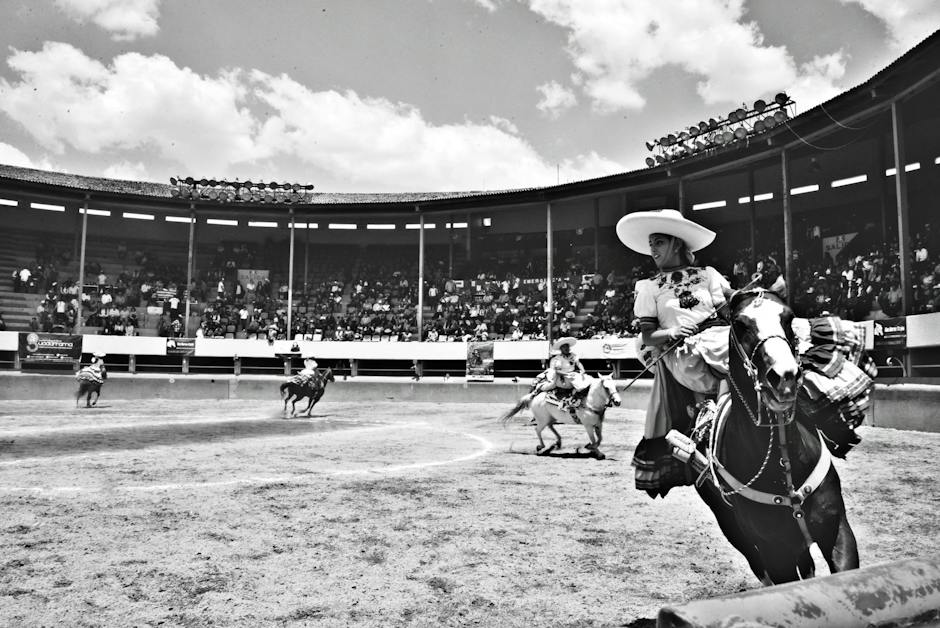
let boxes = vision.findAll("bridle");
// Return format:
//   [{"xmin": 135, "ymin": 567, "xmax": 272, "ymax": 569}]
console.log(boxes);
[
  {"xmin": 727, "ymin": 290, "xmax": 800, "ymax": 428},
  {"xmin": 584, "ymin": 378, "xmax": 621, "ymax": 415},
  {"xmin": 717, "ymin": 290, "xmax": 821, "ymax": 547}
]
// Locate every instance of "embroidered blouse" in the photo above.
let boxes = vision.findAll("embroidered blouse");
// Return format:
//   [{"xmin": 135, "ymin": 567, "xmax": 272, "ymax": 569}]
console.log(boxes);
[{"xmin": 634, "ymin": 266, "xmax": 729, "ymax": 331}]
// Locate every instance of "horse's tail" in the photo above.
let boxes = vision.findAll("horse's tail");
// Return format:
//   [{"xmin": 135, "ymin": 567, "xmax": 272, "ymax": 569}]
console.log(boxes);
[
  {"xmin": 499, "ymin": 393, "xmax": 533, "ymax": 427},
  {"xmin": 279, "ymin": 382, "xmax": 290, "ymax": 399}
]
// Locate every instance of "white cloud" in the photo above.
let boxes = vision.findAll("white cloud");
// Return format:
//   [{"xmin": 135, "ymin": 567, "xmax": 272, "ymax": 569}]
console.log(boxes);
[
  {"xmin": 839, "ymin": 0, "xmax": 940, "ymax": 51},
  {"xmin": 523, "ymin": 0, "xmax": 848, "ymax": 112},
  {"xmin": 488, "ymin": 115, "xmax": 519, "ymax": 134},
  {"xmin": 0, "ymin": 42, "xmax": 258, "ymax": 174},
  {"xmin": 0, "ymin": 142, "xmax": 56, "ymax": 171},
  {"xmin": 103, "ymin": 160, "xmax": 150, "ymax": 181},
  {"xmin": 54, "ymin": 0, "xmax": 161, "ymax": 41},
  {"xmin": 536, "ymin": 80, "xmax": 578, "ymax": 118},
  {"xmin": 468, "ymin": 0, "xmax": 501, "ymax": 11},
  {"xmin": 0, "ymin": 142, "xmax": 38, "ymax": 168},
  {"xmin": 0, "ymin": 43, "xmax": 623, "ymax": 191}
]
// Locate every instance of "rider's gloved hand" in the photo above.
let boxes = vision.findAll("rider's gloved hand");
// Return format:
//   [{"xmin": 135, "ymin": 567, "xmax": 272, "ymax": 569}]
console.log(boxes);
[{"xmin": 668, "ymin": 323, "xmax": 699, "ymax": 341}]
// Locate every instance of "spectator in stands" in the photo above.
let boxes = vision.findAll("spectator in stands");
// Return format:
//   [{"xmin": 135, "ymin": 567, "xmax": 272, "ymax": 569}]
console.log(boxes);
[{"xmin": 0, "ymin": 312, "xmax": 5, "ymax": 332}]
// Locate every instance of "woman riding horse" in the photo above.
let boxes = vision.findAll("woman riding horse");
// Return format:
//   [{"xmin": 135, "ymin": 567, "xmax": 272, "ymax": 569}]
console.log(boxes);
[
  {"xmin": 617, "ymin": 210, "xmax": 874, "ymax": 499},
  {"xmin": 76, "ymin": 353, "xmax": 107, "ymax": 407},
  {"xmin": 616, "ymin": 209, "xmax": 732, "ymax": 497}
]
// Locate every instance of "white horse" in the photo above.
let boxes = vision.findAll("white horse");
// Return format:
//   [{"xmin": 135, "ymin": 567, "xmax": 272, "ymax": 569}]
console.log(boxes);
[{"xmin": 500, "ymin": 374, "xmax": 622, "ymax": 459}]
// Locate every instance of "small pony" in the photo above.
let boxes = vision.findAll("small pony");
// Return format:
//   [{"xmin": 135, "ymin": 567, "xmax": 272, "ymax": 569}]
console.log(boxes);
[
  {"xmin": 500, "ymin": 374, "xmax": 621, "ymax": 459},
  {"xmin": 280, "ymin": 368, "xmax": 335, "ymax": 417}
]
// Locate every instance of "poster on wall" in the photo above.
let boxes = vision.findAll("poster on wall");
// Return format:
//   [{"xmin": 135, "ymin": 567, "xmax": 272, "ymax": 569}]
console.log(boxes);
[
  {"xmin": 872, "ymin": 317, "xmax": 907, "ymax": 349},
  {"xmin": 166, "ymin": 337, "xmax": 196, "ymax": 356},
  {"xmin": 466, "ymin": 341, "xmax": 494, "ymax": 382},
  {"xmin": 822, "ymin": 232, "xmax": 857, "ymax": 263},
  {"xmin": 236, "ymin": 269, "xmax": 270, "ymax": 288},
  {"xmin": 18, "ymin": 332, "xmax": 83, "ymax": 364}
]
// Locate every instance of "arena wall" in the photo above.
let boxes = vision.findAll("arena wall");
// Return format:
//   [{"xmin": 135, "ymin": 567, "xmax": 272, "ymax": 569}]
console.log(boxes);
[{"xmin": 0, "ymin": 371, "xmax": 934, "ymax": 433}]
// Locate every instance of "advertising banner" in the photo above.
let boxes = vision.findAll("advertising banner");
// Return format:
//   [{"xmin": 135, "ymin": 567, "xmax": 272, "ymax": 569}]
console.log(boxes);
[
  {"xmin": 18, "ymin": 332, "xmax": 83, "ymax": 364},
  {"xmin": 165, "ymin": 337, "xmax": 196, "ymax": 356},
  {"xmin": 466, "ymin": 341, "xmax": 494, "ymax": 382},
  {"xmin": 872, "ymin": 317, "xmax": 907, "ymax": 349},
  {"xmin": 237, "ymin": 269, "xmax": 270, "ymax": 287},
  {"xmin": 822, "ymin": 232, "xmax": 857, "ymax": 263}
]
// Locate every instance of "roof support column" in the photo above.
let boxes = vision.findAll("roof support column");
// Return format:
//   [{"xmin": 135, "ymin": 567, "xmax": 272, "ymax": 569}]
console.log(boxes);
[
  {"xmin": 782, "ymin": 150, "xmax": 794, "ymax": 308},
  {"xmin": 748, "ymin": 170, "xmax": 757, "ymax": 269},
  {"xmin": 891, "ymin": 101, "xmax": 913, "ymax": 316},
  {"xmin": 448, "ymin": 222, "xmax": 454, "ymax": 277},
  {"xmin": 75, "ymin": 193, "xmax": 90, "ymax": 335},
  {"xmin": 303, "ymin": 215, "xmax": 310, "ymax": 300},
  {"xmin": 876, "ymin": 133, "xmax": 890, "ymax": 244},
  {"xmin": 465, "ymin": 212, "xmax": 472, "ymax": 264},
  {"xmin": 546, "ymin": 201, "xmax": 554, "ymax": 347},
  {"xmin": 417, "ymin": 208, "xmax": 425, "ymax": 341},
  {"xmin": 593, "ymin": 197, "xmax": 600, "ymax": 274},
  {"xmin": 287, "ymin": 208, "xmax": 295, "ymax": 340},
  {"xmin": 678, "ymin": 178, "xmax": 686, "ymax": 216},
  {"xmin": 183, "ymin": 203, "xmax": 196, "ymax": 336}
]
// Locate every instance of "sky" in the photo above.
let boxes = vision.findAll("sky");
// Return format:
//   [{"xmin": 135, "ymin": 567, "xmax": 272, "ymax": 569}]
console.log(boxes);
[{"xmin": 0, "ymin": 0, "xmax": 937, "ymax": 193}]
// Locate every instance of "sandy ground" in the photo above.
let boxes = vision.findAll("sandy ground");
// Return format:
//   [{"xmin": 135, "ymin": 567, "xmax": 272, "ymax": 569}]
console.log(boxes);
[{"xmin": 0, "ymin": 399, "xmax": 938, "ymax": 627}]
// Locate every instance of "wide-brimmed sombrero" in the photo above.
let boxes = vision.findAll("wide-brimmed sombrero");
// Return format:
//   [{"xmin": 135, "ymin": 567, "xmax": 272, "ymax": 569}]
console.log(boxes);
[
  {"xmin": 616, "ymin": 209, "xmax": 716, "ymax": 254},
  {"xmin": 552, "ymin": 336, "xmax": 577, "ymax": 351}
]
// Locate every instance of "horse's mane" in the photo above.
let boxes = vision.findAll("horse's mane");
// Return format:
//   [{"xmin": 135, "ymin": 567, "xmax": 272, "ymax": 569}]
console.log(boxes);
[{"xmin": 728, "ymin": 288, "xmax": 788, "ymax": 314}]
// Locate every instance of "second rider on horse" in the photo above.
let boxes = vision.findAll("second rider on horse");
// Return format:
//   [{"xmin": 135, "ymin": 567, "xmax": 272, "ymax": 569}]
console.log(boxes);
[{"xmin": 528, "ymin": 337, "xmax": 592, "ymax": 420}]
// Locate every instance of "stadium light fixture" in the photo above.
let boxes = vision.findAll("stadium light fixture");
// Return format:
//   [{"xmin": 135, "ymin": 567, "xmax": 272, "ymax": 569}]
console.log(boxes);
[
  {"xmin": 643, "ymin": 92, "xmax": 795, "ymax": 167},
  {"xmin": 170, "ymin": 176, "xmax": 316, "ymax": 204}
]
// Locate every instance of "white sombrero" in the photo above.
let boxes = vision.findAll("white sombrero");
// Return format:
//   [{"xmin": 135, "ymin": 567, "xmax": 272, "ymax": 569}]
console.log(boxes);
[
  {"xmin": 552, "ymin": 336, "xmax": 577, "ymax": 351},
  {"xmin": 615, "ymin": 209, "xmax": 716, "ymax": 254}
]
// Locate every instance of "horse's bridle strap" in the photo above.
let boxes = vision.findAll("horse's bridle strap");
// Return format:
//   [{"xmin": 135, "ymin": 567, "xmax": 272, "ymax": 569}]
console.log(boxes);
[{"xmin": 713, "ymin": 430, "xmax": 832, "ymax": 507}]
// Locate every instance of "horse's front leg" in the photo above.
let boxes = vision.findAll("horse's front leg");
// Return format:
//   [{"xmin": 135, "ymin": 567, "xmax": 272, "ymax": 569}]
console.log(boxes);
[
  {"xmin": 303, "ymin": 396, "xmax": 316, "ymax": 418},
  {"xmin": 534, "ymin": 421, "xmax": 549, "ymax": 453},
  {"xmin": 548, "ymin": 424, "xmax": 562, "ymax": 450},
  {"xmin": 821, "ymin": 511, "xmax": 859, "ymax": 574}
]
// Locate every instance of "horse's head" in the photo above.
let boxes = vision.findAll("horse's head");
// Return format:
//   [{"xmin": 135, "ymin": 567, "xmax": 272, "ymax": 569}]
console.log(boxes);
[
  {"xmin": 728, "ymin": 289, "xmax": 801, "ymax": 417},
  {"xmin": 596, "ymin": 373, "xmax": 621, "ymax": 408},
  {"xmin": 323, "ymin": 368, "xmax": 335, "ymax": 383}
]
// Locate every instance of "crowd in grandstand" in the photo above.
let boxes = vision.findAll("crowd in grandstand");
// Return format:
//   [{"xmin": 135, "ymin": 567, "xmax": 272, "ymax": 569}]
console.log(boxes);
[{"xmin": 6, "ymin": 221, "xmax": 940, "ymax": 339}]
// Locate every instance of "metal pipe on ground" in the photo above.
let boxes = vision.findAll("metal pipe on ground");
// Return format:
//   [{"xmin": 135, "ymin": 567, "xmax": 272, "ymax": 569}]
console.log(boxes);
[{"xmin": 658, "ymin": 556, "xmax": 940, "ymax": 628}]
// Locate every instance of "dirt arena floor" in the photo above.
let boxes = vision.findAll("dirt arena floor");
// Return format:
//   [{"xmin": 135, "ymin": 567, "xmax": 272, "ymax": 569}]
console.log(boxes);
[{"xmin": 1, "ymin": 398, "xmax": 939, "ymax": 627}]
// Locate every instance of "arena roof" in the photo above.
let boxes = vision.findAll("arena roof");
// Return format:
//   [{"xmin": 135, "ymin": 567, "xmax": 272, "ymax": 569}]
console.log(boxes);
[{"xmin": 0, "ymin": 28, "xmax": 937, "ymax": 215}]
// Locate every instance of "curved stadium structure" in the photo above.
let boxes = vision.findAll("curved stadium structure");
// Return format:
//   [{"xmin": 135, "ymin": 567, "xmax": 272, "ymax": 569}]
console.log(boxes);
[{"xmin": 1, "ymin": 29, "xmax": 938, "ymax": 378}]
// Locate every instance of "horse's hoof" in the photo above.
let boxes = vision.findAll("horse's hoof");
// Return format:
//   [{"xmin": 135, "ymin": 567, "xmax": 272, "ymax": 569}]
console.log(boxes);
[
  {"xmin": 593, "ymin": 451, "xmax": 606, "ymax": 460},
  {"xmin": 536, "ymin": 444, "xmax": 545, "ymax": 452}
]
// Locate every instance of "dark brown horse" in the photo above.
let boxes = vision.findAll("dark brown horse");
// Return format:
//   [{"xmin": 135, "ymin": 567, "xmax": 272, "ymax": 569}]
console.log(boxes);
[
  {"xmin": 280, "ymin": 368, "xmax": 334, "ymax": 417},
  {"xmin": 75, "ymin": 367, "xmax": 107, "ymax": 407},
  {"xmin": 693, "ymin": 290, "xmax": 858, "ymax": 585}
]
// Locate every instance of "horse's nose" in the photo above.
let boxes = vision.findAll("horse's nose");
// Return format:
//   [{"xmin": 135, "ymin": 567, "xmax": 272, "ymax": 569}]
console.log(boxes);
[
  {"xmin": 766, "ymin": 363, "xmax": 799, "ymax": 399},
  {"xmin": 612, "ymin": 396, "xmax": 622, "ymax": 407}
]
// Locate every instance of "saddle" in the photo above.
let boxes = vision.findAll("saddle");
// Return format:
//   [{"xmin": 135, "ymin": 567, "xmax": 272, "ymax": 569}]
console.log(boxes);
[{"xmin": 544, "ymin": 387, "xmax": 588, "ymax": 423}]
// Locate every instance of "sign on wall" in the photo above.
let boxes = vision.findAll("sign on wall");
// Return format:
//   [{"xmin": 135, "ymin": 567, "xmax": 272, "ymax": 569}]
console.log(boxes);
[
  {"xmin": 872, "ymin": 317, "xmax": 907, "ymax": 349},
  {"xmin": 822, "ymin": 232, "xmax": 857, "ymax": 263},
  {"xmin": 166, "ymin": 337, "xmax": 196, "ymax": 356},
  {"xmin": 466, "ymin": 341, "xmax": 494, "ymax": 382},
  {"xmin": 18, "ymin": 332, "xmax": 83, "ymax": 364}
]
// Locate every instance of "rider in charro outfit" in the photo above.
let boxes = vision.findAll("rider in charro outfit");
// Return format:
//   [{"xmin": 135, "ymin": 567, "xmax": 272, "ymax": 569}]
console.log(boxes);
[
  {"xmin": 616, "ymin": 209, "xmax": 876, "ymax": 498},
  {"xmin": 529, "ymin": 336, "xmax": 592, "ymax": 419},
  {"xmin": 289, "ymin": 356, "xmax": 319, "ymax": 387}
]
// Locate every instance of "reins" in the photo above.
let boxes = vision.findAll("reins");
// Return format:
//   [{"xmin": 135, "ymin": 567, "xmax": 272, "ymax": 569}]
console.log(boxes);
[{"xmin": 710, "ymin": 291, "xmax": 826, "ymax": 548}]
